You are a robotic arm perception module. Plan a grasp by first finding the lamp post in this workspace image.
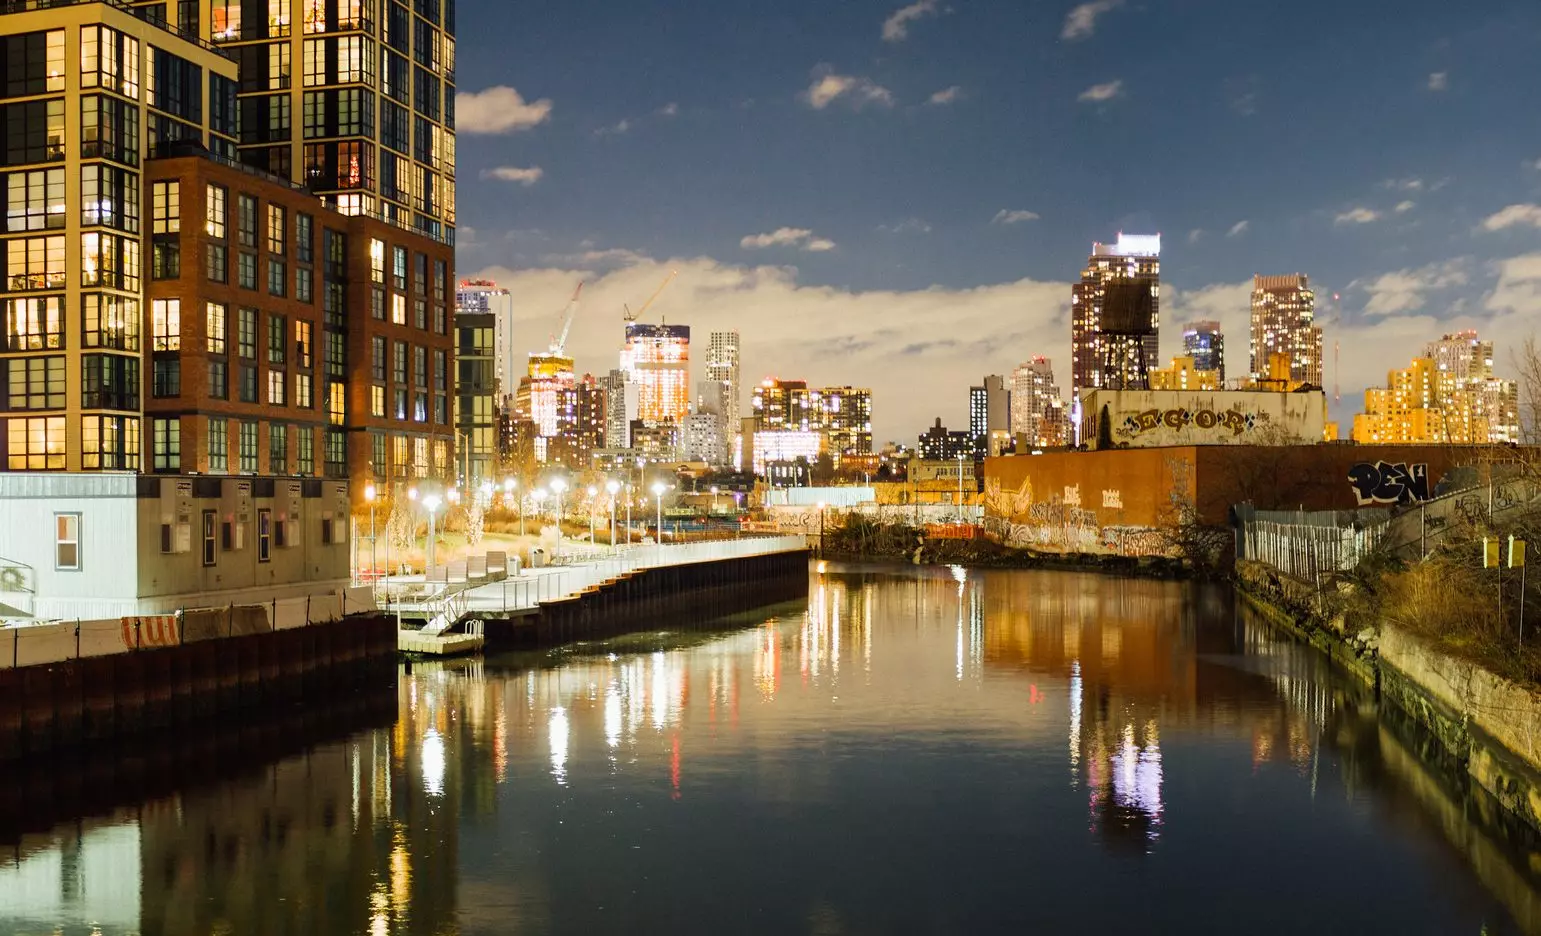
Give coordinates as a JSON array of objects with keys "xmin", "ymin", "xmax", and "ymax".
[
  {"xmin": 586, "ymin": 485, "xmax": 597, "ymax": 545},
  {"xmin": 956, "ymin": 452, "xmax": 966, "ymax": 524},
  {"xmin": 710, "ymin": 485, "xmax": 719, "ymax": 514},
  {"xmin": 652, "ymin": 481, "xmax": 667, "ymax": 559},
  {"xmin": 817, "ymin": 500, "xmax": 826, "ymax": 557},
  {"xmin": 550, "ymin": 476, "xmax": 567, "ymax": 559},
  {"xmin": 625, "ymin": 483, "xmax": 633, "ymax": 546},
  {"xmin": 407, "ymin": 487, "xmax": 418, "ymax": 573},
  {"xmin": 422, "ymin": 493, "xmax": 442, "ymax": 571},
  {"xmin": 606, "ymin": 479, "xmax": 620, "ymax": 549},
  {"xmin": 503, "ymin": 477, "xmax": 523, "ymax": 538},
  {"xmin": 363, "ymin": 483, "xmax": 377, "ymax": 587}
]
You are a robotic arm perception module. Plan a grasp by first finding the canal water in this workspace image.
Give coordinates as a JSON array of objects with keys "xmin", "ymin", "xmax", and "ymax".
[{"xmin": 4, "ymin": 562, "xmax": 1541, "ymax": 934}]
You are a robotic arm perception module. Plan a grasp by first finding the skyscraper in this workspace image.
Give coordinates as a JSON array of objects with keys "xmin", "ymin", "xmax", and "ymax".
[
  {"xmin": 456, "ymin": 280, "xmax": 516, "ymax": 400},
  {"xmin": 1011, "ymin": 358, "xmax": 1065, "ymax": 447},
  {"xmin": 136, "ymin": 0, "xmax": 459, "ymax": 243},
  {"xmin": 968, "ymin": 375, "xmax": 1009, "ymax": 458},
  {"xmin": 620, "ymin": 323, "xmax": 690, "ymax": 425},
  {"xmin": 751, "ymin": 378, "xmax": 872, "ymax": 465},
  {"xmin": 1250, "ymin": 274, "xmax": 1323, "ymax": 387},
  {"xmin": 705, "ymin": 330, "xmax": 741, "ymax": 467},
  {"xmin": 1070, "ymin": 234, "xmax": 1161, "ymax": 401},
  {"xmin": 1351, "ymin": 330, "xmax": 1518, "ymax": 445},
  {"xmin": 453, "ymin": 293, "xmax": 495, "ymax": 485},
  {"xmin": 1182, "ymin": 320, "xmax": 1225, "ymax": 382},
  {"xmin": 603, "ymin": 369, "xmax": 638, "ymax": 450}
]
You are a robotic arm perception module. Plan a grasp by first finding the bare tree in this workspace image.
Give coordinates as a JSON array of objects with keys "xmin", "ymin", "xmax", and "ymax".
[{"xmin": 1514, "ymin": 335, "xmax": 1541, "ymax": 447}]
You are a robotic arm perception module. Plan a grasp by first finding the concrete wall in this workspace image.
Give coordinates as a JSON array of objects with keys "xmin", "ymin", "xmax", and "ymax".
[{"xmin": 1081, "ymin": 389, "xmax": 1328, "ymax": 449}]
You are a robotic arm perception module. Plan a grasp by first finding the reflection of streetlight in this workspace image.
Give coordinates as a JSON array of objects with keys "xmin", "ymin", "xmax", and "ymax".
[
  {"xmin": 422, "ymin": 493, "xmax": 442, "ymax": 570},
  {"xmin": 606, "ymin": 479, "xmax": 620, "ymax": 548},
  {"xmin": 363, "ymin": 483, "xmax": 377, "ymax": 587},
  {"xmin": 586, "ymin": 485, "xmax": 598, "ymax": 544},
  {"xmin": 652, "ymin": 481, "xmax": 667, "ymax": 557},
  {"xmin": 817, "ymin": 500, "xmax": 826, "ymax": 557}
]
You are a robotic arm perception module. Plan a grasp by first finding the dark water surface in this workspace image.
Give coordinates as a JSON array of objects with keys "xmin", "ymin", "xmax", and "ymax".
[{"xmin": 5, "ymin": 563, "xmax": 1541, "ymax": 934}]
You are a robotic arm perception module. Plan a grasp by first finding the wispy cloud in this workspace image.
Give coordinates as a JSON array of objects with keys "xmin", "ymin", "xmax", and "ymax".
[
  {"xmin": 657, "ymin": 102, "xmax": 679, "ymax": 117},
  {"xmin": 1334, "ymin": 207, "xmax": 1381, "ymax": 226},
  {"xmin": 1062, "ymin": 0, "xmax": 1123, "ymax": 40},
  {"xmin": 1427, "ymin": 71, "xmax": 1449, "ymax": 91},
  {"xmin": 455, "ymin": 86, "xmax": 553, "ymax": 134},
  {"xmin": 803, "ymin": 67, "xmax": 894, "ymax": 110},
  {"xmin": 1357, "ymin": 260, "xmax": 1469, "ymax": 316},
  {"xmin": 928, "ymin": 85, "xmax": 964, "ymax": 106},
  {"xmin": 1077, "ymin": 79, "xmax": 1123, "ymax": 103},
  {"xmin": 1382, "ymin": 177, "xmax": 1425, "ymax": 192},
  {"xmin": 1482, "ymin": 204, "xmax": 1541, "ymax": 231},
  {"xmin": 1187, "ymin": 229, "xmax": 1204, "ymax": 245},
  {"xmin": 878, "ymin": 218, "xmax": 932, "ymax": 235},
  {"xmin": 882, "ymin": 0, "xmax": 941, "ymax": 42},
  {"xmin": 594, "ymin": 118, "xmax": 634, "ymax": 137},
  {"xmin": 992, "ymin": 209, "xmax": 1040, "ymax": 225},
  {"xmin": 1226, "ymin": 220, "xmax": 1250, "ymax": 238},
  {"xmin": 1394, "ymin": 200, "xmax": 1416, "ymax": 214},
  {"xmin": 740, "ymin": 227, "xmax": 837, "ymax": 252},
  {"xmin": 482, "ymin": 166, "xmax": 544, "ymax": 186}
]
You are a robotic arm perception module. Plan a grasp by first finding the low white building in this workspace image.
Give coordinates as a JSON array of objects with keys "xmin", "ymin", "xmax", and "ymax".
[{"xmin": 0, "ymin": 474, "xmax": 353, "ymax": 622}]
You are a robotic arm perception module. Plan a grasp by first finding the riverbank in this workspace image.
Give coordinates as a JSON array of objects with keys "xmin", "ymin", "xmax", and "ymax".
[
  {"xmin": 818, "ymin": 537, "xmax": 1194, "ymax": 579},
  {"xmin": 1236, "ymin": 560, "xmax": 1541, "ymax": 835}
]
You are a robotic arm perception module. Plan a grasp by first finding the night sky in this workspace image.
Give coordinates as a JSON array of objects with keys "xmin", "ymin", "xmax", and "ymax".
[{"xmin": 451, "ymin": 0, "xmax": 1541, "ymax": 439}]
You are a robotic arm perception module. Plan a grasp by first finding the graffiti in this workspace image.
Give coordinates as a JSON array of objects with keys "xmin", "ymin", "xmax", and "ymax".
[
  {"xmin": 1348, "ymin": 461, "xmax": 1430, "ymax": 506},
  {"xmin": 1064, "ymin": 484, "xmax": 1081, "ymax": 506},
  {"xmin": 1117, "ymin": 407, "xmax": 1270, "ymax": 439},
  {"xmin": 1102, "ymin": 489, "xmax": 1123, "ymax": 509}
]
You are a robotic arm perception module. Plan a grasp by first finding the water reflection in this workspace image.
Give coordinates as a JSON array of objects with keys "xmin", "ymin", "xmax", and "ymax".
[{"xmin": 4, "ymin": 565, "xmax": 1541, "ymax": 934}]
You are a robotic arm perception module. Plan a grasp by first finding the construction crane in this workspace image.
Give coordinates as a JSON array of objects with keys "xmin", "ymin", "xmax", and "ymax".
[
  {"xmin": 548, "ymin": 282, "xmax": 583, "ymax": 355},
  {"xmin": 622, "ymin": 270, "xmax": 679, "ymax": 323}
]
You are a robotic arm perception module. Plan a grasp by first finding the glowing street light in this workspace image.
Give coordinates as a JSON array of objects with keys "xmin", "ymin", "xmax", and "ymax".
[
  {"xmin": 652, "ymin": 481, "xmax": 668, "ymax": 557},
  {"xmin": 605, "ymin": 479, "xmax": 620, "ymax": 548},
  {"xmin": 550, "ymin": 476, "xmax": 568, "ymax": 559},
  {"xmin": 422, "ymin": 493, "xmax": 442, "ymax": 570}
]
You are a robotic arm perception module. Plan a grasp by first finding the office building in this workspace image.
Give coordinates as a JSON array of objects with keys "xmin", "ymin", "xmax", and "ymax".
[
  {"xmin": 682, "ymin": 411, "xmax": 727, "ymax": 465},
  {"xmin": 705, "ymin": 330, "xmax": 740, "ymax": 426},
  {"xmin": 1250, "ymin": 274, "xmax": 1322, "ymax": 387},
  {"xmin": 968, "ymin": 376, "xmax": 1009, "ymax": 458},
  {"xmin": 456, "ymin": 279, "xmax": 515, "ymax": 399},
  {"xmin": 453, "ymin": 292, "xmax": 495, "ymax": 486},
  {"xmin": 1352, "ymin": 331, "xmax": 1519, "ymax": 445},
  {"xmin": 545, "ymin": 373, "xmax": 604, "ymax": 468},
  {"xmin": 752, "ymin": 378, "xmax": 807, "ymax": 431},
  {"xmin": 750, "ymin": 430, "xmax": 822, "ymax": 476},
  {"xmin": 751, "ymin": 378, "xmax": 872, "ymax": 465},
  {"xmin": 620, "ymin": 322, "xmax": 690, "ymax": 425},
  {"xmin": 512, "ymin": 351, "xmax": 574, "ymax": 464},
  {"xmin": 1149, "ymin": 356, "xmax": 1221, "ymax": 391},
  {"xmin": 1010, "ymin": 358, "xmax": 1066, "ymax": 449},
  {"xmin": 917, "ymin": 418, "xmax": 973, "ymax": 462},
  {"xmin": 603, "ymin": 368, "xmax": 638, "ymax": 450},
  {"xmin": 1070, "ymin": 233, "xmax": 1160, "ymax": 400},
  {"xmin": 1182, "ymin": 320, "xmax": 1225, "ymax": 382},
  {"xmin": 134, "ymin": 0, "xmax": 458, "ymax": 244}
]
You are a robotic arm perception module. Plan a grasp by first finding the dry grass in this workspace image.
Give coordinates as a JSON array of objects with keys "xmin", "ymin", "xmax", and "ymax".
[{"xmin": 1377, "ymin": 559, "xmax": 1541, "ymax": 686}]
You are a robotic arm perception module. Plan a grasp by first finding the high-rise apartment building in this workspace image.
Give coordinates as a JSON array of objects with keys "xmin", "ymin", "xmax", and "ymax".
[
  {"xmin": 1070, "ymin": 233, "xmax": 1160, "ymax": 402},
  {"xmin": 134, "ymin": 0, "xmax": 458, "ymax": 243},
  {"xmin": 620, "ymin": 322, "xmax": 689, "ymax": 425},
  {"xmin": 1182, "ymin": 320, "xmax": 1224, "ymax": 382},
  {"xmin": 751, "ymin": 378, "xmax": 872, "ymax": 466},
  {"xmin": 603, "ymin": 368, "xmax": 637, "ymax": 450},
  {"xmin": 456, "ymin": 279, "xmax": 515, "ymax": 399},
  {"xmin": 1250, "ymin": 274, "xmax": 1322, "ymax": 388},
  {"xmin": 1010, "ymin": 358, "xmax": 1065, "ymax": 448},
  {"xmin": 1351, "ymin": 332, "xmax": 1519, "ymax": 445},
  {"xmin": 1149, "ymin": 356, "xmax": 1221, "ymax": 391},
  {"xmin": 968, "ymin": 375, "xmax": 1008, "ymax": 458},
  {"xmin": 705, "ymin": 330, "xmax": 740, "ymax": 426},
  {"xmin": 453, "ymin": 292, "xmax": 494, "ymax": 485},
  {"xmin": 512, "ymin": 351, "xmax": 574, "ymax": 464}
]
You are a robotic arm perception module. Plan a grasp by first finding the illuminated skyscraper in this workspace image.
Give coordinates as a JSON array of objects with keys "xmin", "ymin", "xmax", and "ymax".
[
  {"xmin": 751, "ymin": 378, "xmax": 871, "ymax": 463},
  {"xmin": 1250, "ymin": 275, "xmax": 1322, "ymax": 387},
  {"xmin": 968, "ymin": 376, "xmax": 1009, "ymax": 458},
  {"xmin": 1070, "ymin": 234, "xmax": 1161, "ymax": 401},
  {"xmin": 1182, "ymin": 320, "xmax": 1225, "ymax": 382},
  {"xmin": 456, "ymin": 280, "xmax": 517, "ymax": 400},
  {"xmin": 705, "ymin": 331, "xmax": 741, "ymax": 427},
  {"xmin": 1351, "ymin": 331, "xmax": 1519, "ymax": 445},
  {"xmin": 1011, "ymin": 358, "xmax": 1066, "ymax": 447},
  {"xmin": 513, "ymin": 351, "xmax": 575, "ymax": 463},
  {"xmin": 620, "ymin": 323, "xmax": 690, "ymax": 425}
]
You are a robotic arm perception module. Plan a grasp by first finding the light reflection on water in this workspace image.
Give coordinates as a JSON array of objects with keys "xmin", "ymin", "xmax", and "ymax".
[{"xmin": 3, "ymin": 564, "xmax": 1541, "ymax": 934}]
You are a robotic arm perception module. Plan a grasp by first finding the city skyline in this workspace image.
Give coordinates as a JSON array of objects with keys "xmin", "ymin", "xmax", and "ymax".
[{"xmin": 450, "ymin": 0, "xmax": 1541, "ymax": 441}]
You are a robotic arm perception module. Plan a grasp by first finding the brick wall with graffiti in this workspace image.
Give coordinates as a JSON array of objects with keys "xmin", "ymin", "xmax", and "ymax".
[{"xmin": 1080, "ymin": 389, "xmax": 1329, "ymax": 449}]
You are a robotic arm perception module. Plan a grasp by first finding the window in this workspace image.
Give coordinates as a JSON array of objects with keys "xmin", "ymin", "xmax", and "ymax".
[
  {"xmin": 370, "ymin": 432, "xmax": 385, "ymax": 477},
  {"xmin": 238, "ymin": 364, "xmax": 257, "ymax": 402},
  {"xmin": 150, "ymin": 181, "xmax": 179, "ymax": 234},
  {"xmin": 6, "ymin": 98, "xmax": 66, "ymax": 165},
  {"xmin": 370, "ymin": 336, "xmax": 386, "ymax": 379},
  {"xmin": 369, "ymin": 238, "xmax": 384, "ymax": 283},
  {"xmin": 236, "ymin": 194, "xmax": 257, "ymax": 248},
  {"xmin": 269, "ymin": 257, "xmax": 287, "ymax": 296},
  {"xmin": 6, "ymin": 168, "xmax": 65, "ymax": 232},
  {"xmin": 152, "ymin": 298, "xmax": 180, "ymax": 350},
  {"xmin": 324, "ymin": 329, "xmax": 344, "ymax": 379},
  {"xmin": 413, "ymin": 391, "xmax": 426, "ymax": 422},
  {"xmin": 268, "ymin": 314, "xmax": 286, "ymax": 363},
  {"xmin": 80, "ymin": 164, "xmax": 139, "ymax": 233},
  {"xmin": 268, "ymin": 425, "xmax": 286, "ymax": 474},
  {"xmin": 80, "ymin": 232, "xmax": 140, "ymax": 290},
  {"xmin": 3, "ymin": 296, "xmax": 63, "ymax": 350},
  {"xmin": 80, "ymin": 414, "xmax": 138, "ymax": 469},
  {"xmin": 266, "ymin": 204, "xmax": 286, "ymax": 254},
  {"xmin": 146, "ymin": 47, "xmax": 203, "ymax": 123},
  {"xmin": 237, "ymin": 252, "xmax": 256, "ymax": 289},
  {"xmin": 6, "ymin": 414, "xmax": 64, "ymax": 469},
  {"xmin": 392, "ymin": 340, "xmax": 407, "ymax": 385},
  {"xmin": 294, "ymin": 320, "xmax": 312, "ymax": 367},
  {"xmin": 206, "ymin": 243, "xmax": 227, "ymax": 282},
  {"xmin": 325, "ymin": 427, "xmax": 346, "ymax": 476},
  {"xmin": 202, "ymin": 509, "xmax": 217, "ymax": 565},
  {"xmin": 391, "ymin": 293, "xmax": 406, "ymax": 325},
  {"xmin": 208, "ymin": 359, "xmax": 227, "ymax": 398},
  {"xmin": 210, "ymin": 0, "xmax": 241, "ymax": 40},
  {"xmin": 370, "ymin": 286, "xmax": 384, "ymax": 320},
  {"xmin": 413, "ymin": 345, "xmax": 427, "ymax": 388},
  {"xmin": 268, "ymin": 368, "xmax": 286, "ymax": 405},
  {"xmin": 370, "ymin": 384, "xmax": 384, "ymax": 417},
  {"xmin": 296, "ymin": 213, "xmax": 313, "ymax": 262},
  {"xmin": 257, "ymin": 508, "xmax": 272, "ymax": 560},
  {"xmin": 433, "ymin": 394, "xmax": 446, "ymax": 424},
  {"xmin": 83, "ymin": 294, "xmax": 138, "ymax": 350},
  {"xmin": 297, "ymin": 427, "xmax": 313, "ymax": 474},
  {"xmin": 205, "ymin": 186, "xmax": 226, "ymax": 239},
  {"xmin": 206, "ymin": 302, "xmax": 227, "ymax": 353},
  {"xmin": 80, "ymin": 95, "xmax": 135, "ymax": 166},
  {"xmin": 4, "ymin": 355, "xmax": 65, "ymax": 409},
  {"xmin": 54, "ymin": 513, "xmax": 79, "ymax": 570},
  {"xmin": 5, "ymin": 235, "xmax": 65, "ymax": 290},
  {"xmin": 434, "ymin": 305, "xmax": 446, "ymax": 335},
  {"xmin": 80, "ymin": 26, "xmax": 139, "ymax": 98},
  {"xmin": 295, "ymin": 372, "xmax": 312, "ymax": 408},
  {"xmin": 80, "ymin": 354, "xmax": 138, "ymax": 409},
  {"xmin": 152, "ymin": 357, "xmax": 179, "ymax": 397},
  {"xmin": 152, "ymin": 239, "xmax": 179, "ymax": 279},
  {"xmin": 239, "ymin": 421, "xmax": 257, "ymax": 472},
  {"xmin": 432, "ymin": 349, "xmax": 447, "ymax": 391},
  {"xmin": 152, "ymin": 417, "xmax": 179, "ymax": 471},
  {"xmin": 207, "ymin": 417, "xmax": 227, "ymax": 471},
  {"xmin": 433, "ymin": 259, "xmax": 446, "ymax": 301},
  {"xmin": 294, "ymin": 266, "xmax": 311, "ymax": 302},
  {"xmin": 327, "ymin": 381, "xmax": 345, "ymax": 425},
  {"xmin": 235, "ymin": 307, "xmax": 256, "ymax": 359},
  {"xmin": 2, "ymin": 30, "xmax": 65, "ymax": 99},
  {"xmin": 413, "ymin": 252, "xmax": 427, "ymax": 294},
  {"xmin": 412, "ymin": 298, "xmax": 426, "ymax": 330},
  {"xmin": 391, "ymin": 245, "xmax": 406, "ymax": 290}
]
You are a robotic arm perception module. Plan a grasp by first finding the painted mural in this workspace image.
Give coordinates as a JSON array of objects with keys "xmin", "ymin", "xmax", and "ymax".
[
  {"xmin": 1347, "ymin": 461, "xmax": 1431, "ymax": 506},
  {"xmin": 982, "ymin": 474, "xmax": 1173, "ymax": 558}
]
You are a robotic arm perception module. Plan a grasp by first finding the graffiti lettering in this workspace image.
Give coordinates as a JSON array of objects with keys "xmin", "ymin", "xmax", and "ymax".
[
  {"xmin": 1064, "ymin": 484, "xmax": 1081, "ymax": 506},
  {"xmin": 1118, "ymin": 408, "xmax": 1267, "ymax": 439},
  {"xmin": 1348, "ymin": 461, "xmax": 1430, "ymax": 506},
  {"xmin": 1102, "ymin": 489, "xmax": 1123, "ymax": 509}
]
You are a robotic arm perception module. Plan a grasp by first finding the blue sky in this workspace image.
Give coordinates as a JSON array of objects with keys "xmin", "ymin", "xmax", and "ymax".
[{"xmin": 453, "ymin": 0, "xmax": 1541, "ymax": 440}]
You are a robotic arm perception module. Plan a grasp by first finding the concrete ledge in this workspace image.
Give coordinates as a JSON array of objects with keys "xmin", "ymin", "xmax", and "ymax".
[{"xmin": 397, "ymin": 631, "xmax": 484, "ymax": 656}]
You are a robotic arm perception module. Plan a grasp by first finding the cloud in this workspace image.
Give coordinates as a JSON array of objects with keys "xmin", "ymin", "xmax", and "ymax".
[
  {"xmin": 1357, "ymin": 260, "xmax": 1469, "ymax": 316},
  {"xmin": 1427, "ymin": 71, "xmax": 1448, "ymax": 91},
  {"xmin": 740, "ymin": 228, "xmax": 837, "ymax": 252},
  {"xmin": 455, "ymin": 86, "xmax": 553, "ymax": 134},
  {"xmin": 1394, "ymin": 200, "xmax": 1416, "ymax": 214},
  {"xmin": 482, "ymin": 166, "xmax": 544, "ymax": 186},
  {"xmin": 928, "ymin": 85, "xmax": 964, "ymax": 105},
  {"xmin": 878, "ymin": 218, "xmax": 932, "ymax": 235},
  {"xmin": 1187, "ymin": 229, "xmax": 1204, "ymax": 244},
  {"xmin": 1382, "ymin": 177, "xmax": 1425, "ymax": 192},
  {"xmin": 1062, "ymin": 0, "xmax": 1123, "ymax": 40},
  {"xmin": 1226, "ymin": 220, "xmax": 1250, "ymax": 238},
  {"xmin": 803, "ymin": 68, "xmax": 894, "ymax": 110},
  {"xmin": 882, "ymin": 0, "xmax": 940, "ymax": 42},
  {"xmin": 992, "ymin": 209, "xmax": 1040, "ymax": 225},
  {"xmin": 1334, "ymin": 207, "xmax": 1381, "ymax": 226},
  {"xmin": 536, "ymin": 247, "xmax": 649, "ymax": 268},
  {"xmin": 1486, "ymin": 253, "xmax": 1541, "ymax": 317},
  {"xmin": 594, "ymin": 118, "xmax": 634, "ymax": 137},
  {"xmin": 1529, "ymin": 158, "xmax": 1541, "ymax": 172},
  {"xmin": 658, "ymin": 102, "xmax": 679, "ymax": 117},
  {"xmin": 1481, "ymin": 204, "xmax": 1541, "ymax": 232},
  {"xmin": 1077, "ymin": 80, "xmax": 1123, "ymax": 103}
]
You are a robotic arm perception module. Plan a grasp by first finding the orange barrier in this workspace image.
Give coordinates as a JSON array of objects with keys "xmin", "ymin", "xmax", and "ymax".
[
  {"xmin": 120, "ymin": 615, "xmax": 180, "ymax": 650},
  {"xmin": 925, "ymin": 523, "xmax": 981, "ymax": 540}
]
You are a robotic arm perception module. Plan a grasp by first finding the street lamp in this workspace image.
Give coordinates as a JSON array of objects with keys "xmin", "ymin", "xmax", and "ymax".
[
  {"xmin": 652, "ymin": 481, "xmax": 667, "ymax": 557},
  {"xmin": 956, "ymin": 453, "xmax": 966, "ymax": 524},
  {"xmin": 550, "ymin": 476, "xmax": 568, "ymax": 559},
  {"xmin": 422, "ymin": 493, "xmax": 442, "ymax": 571},
  {"xmin": 586, "ymin": 485, "xmax": 598, "ymax": 545},
  {"xmin": 504, "ymin": 477, "xmax": 524, "ymax": 538},
  {"xmin": 624, "ymin": 482, "xmax": 633, "ymax": 546},
  {"xmin": 606, "ymin": 479, "xmax": 620, "ymax": 548},
  {"xmin": 363, "ymin": 483, "xmax": 378, "ymax": 587},
  {"xmin": 710, "ymin": 485, "xmax": 719, "ymax": 515},
  {"xmin": 407, "ymin": 487, "xmax": 418, "ymax": 573}
]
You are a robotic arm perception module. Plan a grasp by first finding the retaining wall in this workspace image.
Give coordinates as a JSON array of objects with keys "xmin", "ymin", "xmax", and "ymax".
[{"xmin": 0, "ymin": 614, "xmax": 397, "ymax": 762}]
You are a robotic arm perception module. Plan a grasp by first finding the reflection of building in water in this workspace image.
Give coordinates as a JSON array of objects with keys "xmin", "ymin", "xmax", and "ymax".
[{"xmin": 0, "ymin": 816, "xmax": 141, "ymax": 932}]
